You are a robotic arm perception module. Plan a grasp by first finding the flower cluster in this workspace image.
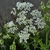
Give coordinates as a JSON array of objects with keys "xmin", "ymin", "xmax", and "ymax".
[
  {"xmin": 30, "ymin": 10, "xmax": 42, "ymax": 19},
  {"xmin": 23, "ymin": 25, "xmax": 29, "ymax": 32},
  {"xmin": 29, "ymin": 25, "xmax": 37, "ymax": 35},
  {"xmin": 10, "ymin": 8, "xmax": 16, "ymax": 15},
  {"xmin": 18, "ymin": 31, "xmax": 30, "ymax": 43},
  {"xmin": 17, "ymin": 11, "xmax": 28, "ymax": 17},
  {"xmin": 16, "ymin": 11, "xmax": 28, "ymax": 25},
  {"xmin": 16, "ymin": 2, "xmax": 33, "ymax": 11},
  {"xmin": 4, "ymin": 2, "xmax": 46, "ymax": 43},
  {"xmin": 26, "ymin": 18, "xmax": 33, "ymax": 25},
  {"xmin": 34, "ymin": 18, "xmax": 46, "ymax": 29},
  {"xmin": 30, "ymin": 10, "xmax": 46, "ymax": 29},
  {"xmin": 16, "ymin": 15, "xmax": 27, "ymax": 25},
  {"xmin": 7, "ymin": 27, "xmax": 18, "ymax": 34},
  {"xmin": 5, "ymin": 21, "xmax": 18, "ymax": 34},
  {"xmin": 7, "ymin": 21, "xmax": 15, "ymax": 27}
]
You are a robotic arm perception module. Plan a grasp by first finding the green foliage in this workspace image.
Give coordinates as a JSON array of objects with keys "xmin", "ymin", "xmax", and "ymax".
[
  {"xmin": 0, "ymin": 39, "xmax": 4, "ymax": 45},
  {"xmin": 3, "ymin": 34, "xmax": 11, "ymax": 39},
  {"xmin": 41, "ymin": 1, "xmax": 45, "ymax": 10},
  {"xmin": 46, "ymin": 0, "xmax": 50, "ymax": 9},
  {"xmin": 10, "ymin": 41, "xmax": 16, "ymax": 50}
]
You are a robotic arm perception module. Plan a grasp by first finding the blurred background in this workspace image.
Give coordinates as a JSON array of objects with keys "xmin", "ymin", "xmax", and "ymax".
[{"xmin": 0, "ymin": 0, "xmax": 48, "ymax": 21}]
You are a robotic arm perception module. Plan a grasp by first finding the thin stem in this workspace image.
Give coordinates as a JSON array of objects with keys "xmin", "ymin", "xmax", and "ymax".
[{"xmin": 46, "ymin": 32, "xmax": 48, "ymax": 46}]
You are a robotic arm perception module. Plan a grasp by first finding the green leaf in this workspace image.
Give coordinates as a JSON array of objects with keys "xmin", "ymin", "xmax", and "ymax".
[
  {"xmin": 3, "ymin": 34, "xmax": 11, "ymax": 39},
  {"xmin": 40, "ymin": 1, "xmax": 45, "ymax": 10},
  {"xmin": 10, "ymin": 41, "xmax": 16, "ymax": 50},
  {"xmin": 46, "ymin": 1, "xmax": 50, "ymax": 9},
  {"xmin": 0, "ymin": 39, "xmax": 4, "ymax": 45},
  {"xmin": 38, "ymin": 40, "xmax": 47, "ymax": 50}
]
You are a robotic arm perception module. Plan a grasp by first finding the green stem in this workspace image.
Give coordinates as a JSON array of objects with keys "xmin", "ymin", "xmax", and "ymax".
[{"xmin": 46, "ymin": 32, "xmax": 48, "ymax": 46}]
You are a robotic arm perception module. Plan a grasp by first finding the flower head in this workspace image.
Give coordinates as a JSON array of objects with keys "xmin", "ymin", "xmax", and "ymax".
[
  {"xmin": 16, "ymin": 16, "xmax": 27, "ymax": 25},
  {"xmin": 7, "ymin": 21, "xmax": 15, "ymax": 27},
  {"xmin": 16, "ymin": 2, "xmax": 33, "ymax": 11},
  {"xmin": 7, "ymin": 27, "xmax": 18, "ymax": 34},
  {"xmin": 17, "ymin": 11, "xmax": 28, "ymax": 17},
  {"xmin": 34, "ymin": 18, "xmax": 46, "ymax": 29},
  {"xmin": 30, "ymin": 10, "xmax": 42, "ymax": 19},
  {"xmin": 29, "ymin": 25, "xmax": 37, "ymax": 35},
  {"xmin": 10, "ymin": 7, "xmax": 16, "ymax": 15},
  {"xmin": 18, "ymin": 32, "xmax": 30, "ymax": 43}
]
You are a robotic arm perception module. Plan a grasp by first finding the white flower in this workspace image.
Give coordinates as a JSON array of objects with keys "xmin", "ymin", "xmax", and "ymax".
[
  {"xmin": 10, "ymin": 11, "xmax": 14, "ymax": 14},
  {"xmin": 16, "ymin": 16, "xmax": 27, "ymax": 25},
  {"xmin": 16, "ymin": 2, "xmax": 26, "ymax": 10},
  {"xmin": 7, "ymin": 21, "xmax": 15, "ymax": 27},
  {"xmin": 29, "ymin": 25, "xmax": 37, "ymax": 35},
  {"xmin": 18, "ymin": 32, "xmax": 30, "ymax": 43},
  {"xmin": 27, "ymin": 18, "xmax": 33, "ymax": 25},
  {"xmin": 34, "ymin": 18, "xmax": 46, "ymax": 29},
  {"xmin": 24, "ymin": 2, "xmax": 33, "ymax": 11},
  {"xmin": 16, "ymin": 11, "xmax": 28, "ymax": 25},
  {"xmin": 10, "ymin": 7, "xmax": 16, "ymax": 15},
  {"xmin": 23, "ymin": 25, "xmax": 29, "ymax": 32},
  {"xmin": 30, "ymin": 10, "xmax": 42, "ymax": 19},
  {"xmin": 7, "ymin": 27, "xmax": 18, "ymax": 34},
  {"xmin": 13, "ymin": 7, "xmax": 16, "ymax": 10},
  {"xmin": 17, "ymin": 11, "xmax": 28, "ymax": 17},
  {"xmin": 16, "ymin": 2, "xmax": 33, "ymax": 11}
]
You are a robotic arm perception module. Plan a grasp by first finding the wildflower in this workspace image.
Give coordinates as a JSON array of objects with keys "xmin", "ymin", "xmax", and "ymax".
[
  {"xmin": 17, "ymin": 11, "xmax": 28, "ymax": 17},
  {"xmin": 29, "ymin": 25, "xmax": 37, "ymax": 35},
  {"xmin": 7, "ymin": 27, "xmax": 18, "ymax": 34},
  {"xmin": 24, "ymin": 2, "xmax": 34, "ymax": 11},
  {"xmin": 23, "ymin": 25, "xmax": 29, "ymax": 32},
  {"xmin": 34, "ymin": 18, "xmax": 46, "ymax": 29},
  {"xmin": 30, "ymin": 10, "xmax": 42, "ymax": 19},
  {"xmin": 16, "ymin": 2, "xmax": 33, "ymax": 11},
  {"xmin": 27, "ymin": 18, "xmax": 33, "ymax": 25},
  {"xmin": 10, "ymin": 7, "xmax": 16, "ymax": 15},
  {"xmin": 7, "ymin": 21, "xmax": 15, "ymax": 27},
  {"xmin": 16, "ymin": 16, "xmax": 27, "ymax": 25},
  {"xmin": 18, "ymin": 32, "xmax": 30, "ymax": 43}
]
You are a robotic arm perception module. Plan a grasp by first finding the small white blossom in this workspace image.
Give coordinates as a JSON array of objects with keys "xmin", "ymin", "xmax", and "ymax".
[
  {"xmin": 13, "ymin": 7, "xmax": 16, "ymax": 10},
  {"xmin": 17, "ymin": 11, "xmax": 28, "ymax": 17},
  {"xmin": 16, "ymin": 2, "xmax": 33, "ymax": 11},
  {"xmin": 29, "ymin": 25, "xmax": 37, "ymax": 35},
  {"xmin": 16, "ymin": 11, "xmax": 28, "ymax": 25},
  {"xmin": 18, "ymin": 32, "xmax": 30, "ymax": 43},
  {"xmin": 10, "ymin": 7, "xmax": 16, "ymax": 15},
  {"xmin": 7, "ymin": 27, "xmax": 18, "ymax": 34},
  {"xmin": 24, "ymin": 2, "xmax": 34, "ymax": 11},
  {"xmin": 7, "ymin": 21, "xmax": 15, "ymax": 27},
  {"xmin": 34, "ymin": 18, "xmax": 46, "ymax": 29},
  {"xmin": 16, "ymin": 16, "xmax": 27, "ymax": 25},
  {"xmin": 6, "ymin": 21, "xmax": 18, "ymax": 33},
  {"xmin": 27, "ymin": 18, "xmax": 33, "ymax": 25},
  {"xmin": 23, "ymin": 25, "xmax": 29, "ymax": 32},
  {"xmin": 30, "ymin": 10, "xmax": 42, "ymax": 19}
]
